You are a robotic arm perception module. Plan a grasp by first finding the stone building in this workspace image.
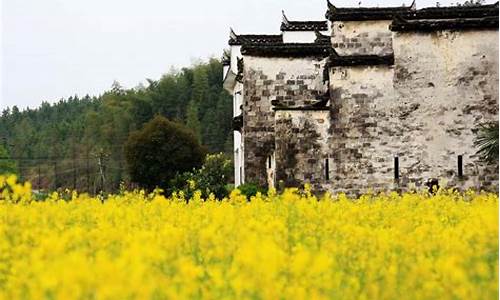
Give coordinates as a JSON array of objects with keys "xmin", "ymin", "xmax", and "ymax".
[{"xmin": 223, "ymin": 1, "xmax": 499, "ymax": 195}]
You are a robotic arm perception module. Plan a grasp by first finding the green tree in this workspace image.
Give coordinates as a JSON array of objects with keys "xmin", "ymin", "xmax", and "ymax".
[
  {"xmin": 124, "ymin": 116, "xmax": 205, "ymax": 191},
  {"xmin": 0, "ymin": 145, "xmax": 17, "ymax": 175},
  {"xmin": 186, "ymin": 100, "xmax": 202, "ymax": 143},
  {"xmin": 0, "ymin": 58, "xmax": 233, "ymax": 192}
]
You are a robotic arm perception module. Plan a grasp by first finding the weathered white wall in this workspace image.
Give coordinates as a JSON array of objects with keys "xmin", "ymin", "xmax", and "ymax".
[
  {"xmin": 329, "ymin": 65, "xmax": 398, "ymax": 194},
  {"xmin": 234, "ymin": 131, "xmax": 244, "ymax": 186},
  {"xmin": 392, "ymin": 29, "xmax": 499, "ymax": 191},
  {"xmin": 326, "ymin": 29, "xmax": 498, "ymax": 195},
  {"xmin": 275, "ymin": 110, "xmax": 331, "ymax": 191},
  {"xmin": 233, "ymin": 81, "xmax": 244, "ymax": 186},
  {"xmin": 241, "ymin": 55, "xmax": 328, "ymax": 186},
  {"xmin": 283, "ymin": 31, "xmax": 317, "ymax": 43},
  {"xmin": 238, "ymin": 22, "xmax": 498, "ymax": 194},
  {"xmin": 331, "ymin": 20, "xmax": 393, "ymax": 55}
]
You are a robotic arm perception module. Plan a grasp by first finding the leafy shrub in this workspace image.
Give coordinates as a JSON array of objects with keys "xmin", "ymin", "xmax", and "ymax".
[
  {"xmin": 475, "ymin": 122, "xmax": 499, "ymax": 163},
  {"xmin": 237, "ymin": 183, "xmax": 266, "ymax": 198},
  {"xmin": 169, "ymin": 153, "xmax": 233, "ymax": 199}
]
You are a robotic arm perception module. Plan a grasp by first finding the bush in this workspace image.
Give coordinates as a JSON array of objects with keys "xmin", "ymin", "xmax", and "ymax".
[
  {"xmin": 237, "ymin": 183, "xmax": 266, "ymax": 198},
  {"xmin": 169, "ymin": 153, "xmax": 233, "ymax": 199},
  {"xmin": 125, "ymin": 116, "xmax": 205, "ymax": 191}
]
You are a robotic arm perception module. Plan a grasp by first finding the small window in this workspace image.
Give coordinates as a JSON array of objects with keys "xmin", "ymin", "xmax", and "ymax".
[
  {"xmin": 325, "ymin": 158, "xmax": 330, "ymax": 180},
  {"xmin": 458, "ymin": 155, "xmax": 463, "ymax": 178},
  {"xmin": 394, "ymin": 156, "xmax": 399, "ymax": 180}
]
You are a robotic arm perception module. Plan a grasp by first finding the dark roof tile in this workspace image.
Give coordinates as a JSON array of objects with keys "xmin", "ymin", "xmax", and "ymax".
[
  {"xmin": 326, "ymin": 0, "xmax": 414, "ymax": 21},
  {"xmin": 326, "ymin": 1, "xmax": 499, "ymax": 22},
  {"xmin": 281, "ymin": 11, "xmax": 329, "ymax": 31},
  {"xmin": 390, "ymin": 15, "xmax": 499, "ymax": 31},
  {"xmin": 406, "ymin": 2, "xmax": 498, "ymax": 19},
  {"xmin": 328, "ymin": 50, "xmax": 394, "ymax": 66},
  {"xmin": 241, "ymin": 43, "xmax": 330, "ymax": 58},
  {"xmin": 228, "ymin": 29, "xmax": 283, "ymax": 46}
]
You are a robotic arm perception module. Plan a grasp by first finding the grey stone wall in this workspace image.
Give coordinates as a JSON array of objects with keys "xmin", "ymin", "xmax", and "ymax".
[
  {"xmin": 239, "ymin": 26, "xmax": 498, "ymax": 194},
  {"xmin": 328, "ymin": 66, "xmax": 399, "ymax": 195},
  {"xmin": 331, "ymin": 21, "xmax": 393, "ymax": 56},
  {"xmin": 242, "ymin": 56, "xmax": 328, "ymax": 187},
  {"xmin": 275, "ymin": 110, "xmax": 330, "ymax": 192},
  {"xmin": 326, "ymin": 29, "xmax": 498, "ymax": 195},
  {"xmin": 392, "ymin": 29, "xmax": 499, "ymax": 191}
]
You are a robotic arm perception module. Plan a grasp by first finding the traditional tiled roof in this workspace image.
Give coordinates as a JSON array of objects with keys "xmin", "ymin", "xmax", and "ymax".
[
  {"xmin": 405, "ymin": 2, "xmax": 499, "ymax": 20},
  {"xmin": 228, "ymin": 28, "xmax": 283, "ymax": 46},
  {"xmin": 326, "ymin": 1, "xmax": 499, "ymax": 22},
  {"xmin": 314, "ymin": 31, "xmax": 331, "ymax": 45},
  {"xmin": 328, "ymin": 49, "xmax": 394, "ymax": 67},
  {"xmin": 281, "ymin": 11, "xmax": 328, "ymax": 31},
  {"xmin": 326, "ymin": 0, "xmax": 415, "ymax": 21},
  {"xmin": 240, "ymin": 43, "xmax": 330, "ymax": 58},
  {"xmin": 390, "ymin": 15, "xmax": 499, "ymax": 32}
]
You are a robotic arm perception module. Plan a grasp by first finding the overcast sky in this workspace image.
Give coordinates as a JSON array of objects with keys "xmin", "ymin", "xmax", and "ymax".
[{"xmin": 1, "ymin": 0, "xmax": 493, "ymax": 110}]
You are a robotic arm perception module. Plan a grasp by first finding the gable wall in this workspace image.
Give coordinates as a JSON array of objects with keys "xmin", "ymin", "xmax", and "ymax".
[
  {"xmin": 242, "ymin": 56, "xmax": 328, "ymax": 187},
  {"xmin": 326, "ymin": 29, "xmax": 498, "ymax": 195},
  {"xmin": 392, "ymin": 29, "xmax": 499, "ymax": 190},
  {"xmin": 331, "ymin": 20, "xmax": 393, "ymax": 55}
]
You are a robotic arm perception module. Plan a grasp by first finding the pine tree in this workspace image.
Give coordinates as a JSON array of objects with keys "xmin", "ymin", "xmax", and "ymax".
[{"xmin": 0, "ymin": 145, "xmax": 17, "ymax": 175}]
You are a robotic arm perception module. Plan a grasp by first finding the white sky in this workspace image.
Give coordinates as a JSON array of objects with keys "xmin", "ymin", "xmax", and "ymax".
[{"xmin": 1, "ymin": 0, "xmax": 494, "ymax": 110}]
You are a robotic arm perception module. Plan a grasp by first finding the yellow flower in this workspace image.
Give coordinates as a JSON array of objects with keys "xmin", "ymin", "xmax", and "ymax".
[{"xmin": 0, "ymin": 175, "xmax": 497, "ymax": 300}]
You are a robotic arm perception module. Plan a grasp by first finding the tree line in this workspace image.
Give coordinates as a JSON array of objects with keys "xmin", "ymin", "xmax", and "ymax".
[{"xmin": 0, "ymin": 58, "xmax": 233, "ymax": 193}]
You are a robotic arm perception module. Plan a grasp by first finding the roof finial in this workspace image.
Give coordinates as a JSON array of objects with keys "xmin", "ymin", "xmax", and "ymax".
[
  {"xmin": 282, "ymin": 10, "xmax": 289, "ymax": 24},
  {"xmin": 327, "ymin": 0, "xmax": 336, "ymax": 10},
  {"xmin": 409, "ymin": 0, "xmax": 417, "ymax": 10},
  {"xmin": 229, "ymin": 27, "xmax": 238, "ymax": 41}
]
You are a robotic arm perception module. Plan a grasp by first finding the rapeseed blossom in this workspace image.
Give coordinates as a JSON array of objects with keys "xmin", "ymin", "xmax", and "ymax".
[{"xmin": 0, "ymin": 176, "xmax": 497, "ymax": 299}]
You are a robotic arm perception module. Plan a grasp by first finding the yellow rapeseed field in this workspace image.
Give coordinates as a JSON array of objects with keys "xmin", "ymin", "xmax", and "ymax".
[{"xmin": 0, "ymin": 175, "xmax": 498, "ymax": 300}]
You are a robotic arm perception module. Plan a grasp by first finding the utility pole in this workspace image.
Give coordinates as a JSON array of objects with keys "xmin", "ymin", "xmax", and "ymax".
[
  {"xmin": 53, "ymin": 159, "xmax": 58, "ymax": 191},
  {"xmin": 72, "ymin": 143, "xmax": 77, "ymax": 191},
  {"xmin": 37, "ymin": 144, "xmax": 41, "ymax": 191},
  {"xmin": 86, "ymin": 155, "xmax": 90, "ymax": 194},
  {"xmin": 97, "ymin": 150, "xmax": 106, "ymax": 194},
  {"xmin": 38, "ymin": 163, "xmax": 41, "ymax": 190}
]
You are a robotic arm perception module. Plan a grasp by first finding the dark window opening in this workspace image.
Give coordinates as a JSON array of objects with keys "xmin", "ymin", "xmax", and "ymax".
[
  {"xmin": 394, "ymin": 157, "xmax": 399, "ymax": 180},
  {"xmin": 325, "ymin": 158, "xmax": 330, "ymax": 180},
  {"xmin": 268, "ymin": 156, "xmax": 272, "ymax": 169},
  {"xmin": 458, "ymin": 155, "xmax": 463, "ymax": 178}
]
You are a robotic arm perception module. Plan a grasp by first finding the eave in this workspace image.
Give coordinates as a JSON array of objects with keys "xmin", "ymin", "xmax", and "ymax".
[
  {"xmin": 280, "ymin": 21, "xmax": 329, "ymax": 32},
  {"xmin": 240, "ymin": 43, "xmax": 330, "ymax": 58},
  {"xmin": 228, "ymin": 34, "xmax": 283, "ymax": 46},
  {"xmin": 328, "ymin": 51, "xmax": 395, "ymax": 67},
  {"xmin": 390, "ymin": 16, "xmax": 499, "ymax": 32},
  {"xmin": 405, "ymin": 2, "xmax": 499, "ymax": 20},
  {"xmin": 326, "ymin": 0, "xmax": 414, "ymax": 22}
]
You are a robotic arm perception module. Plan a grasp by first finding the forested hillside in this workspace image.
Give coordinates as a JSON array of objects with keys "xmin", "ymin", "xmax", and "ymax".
[{"xmin": 0, "ymin": 58, "xmax": 233, "ymax": 193}]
